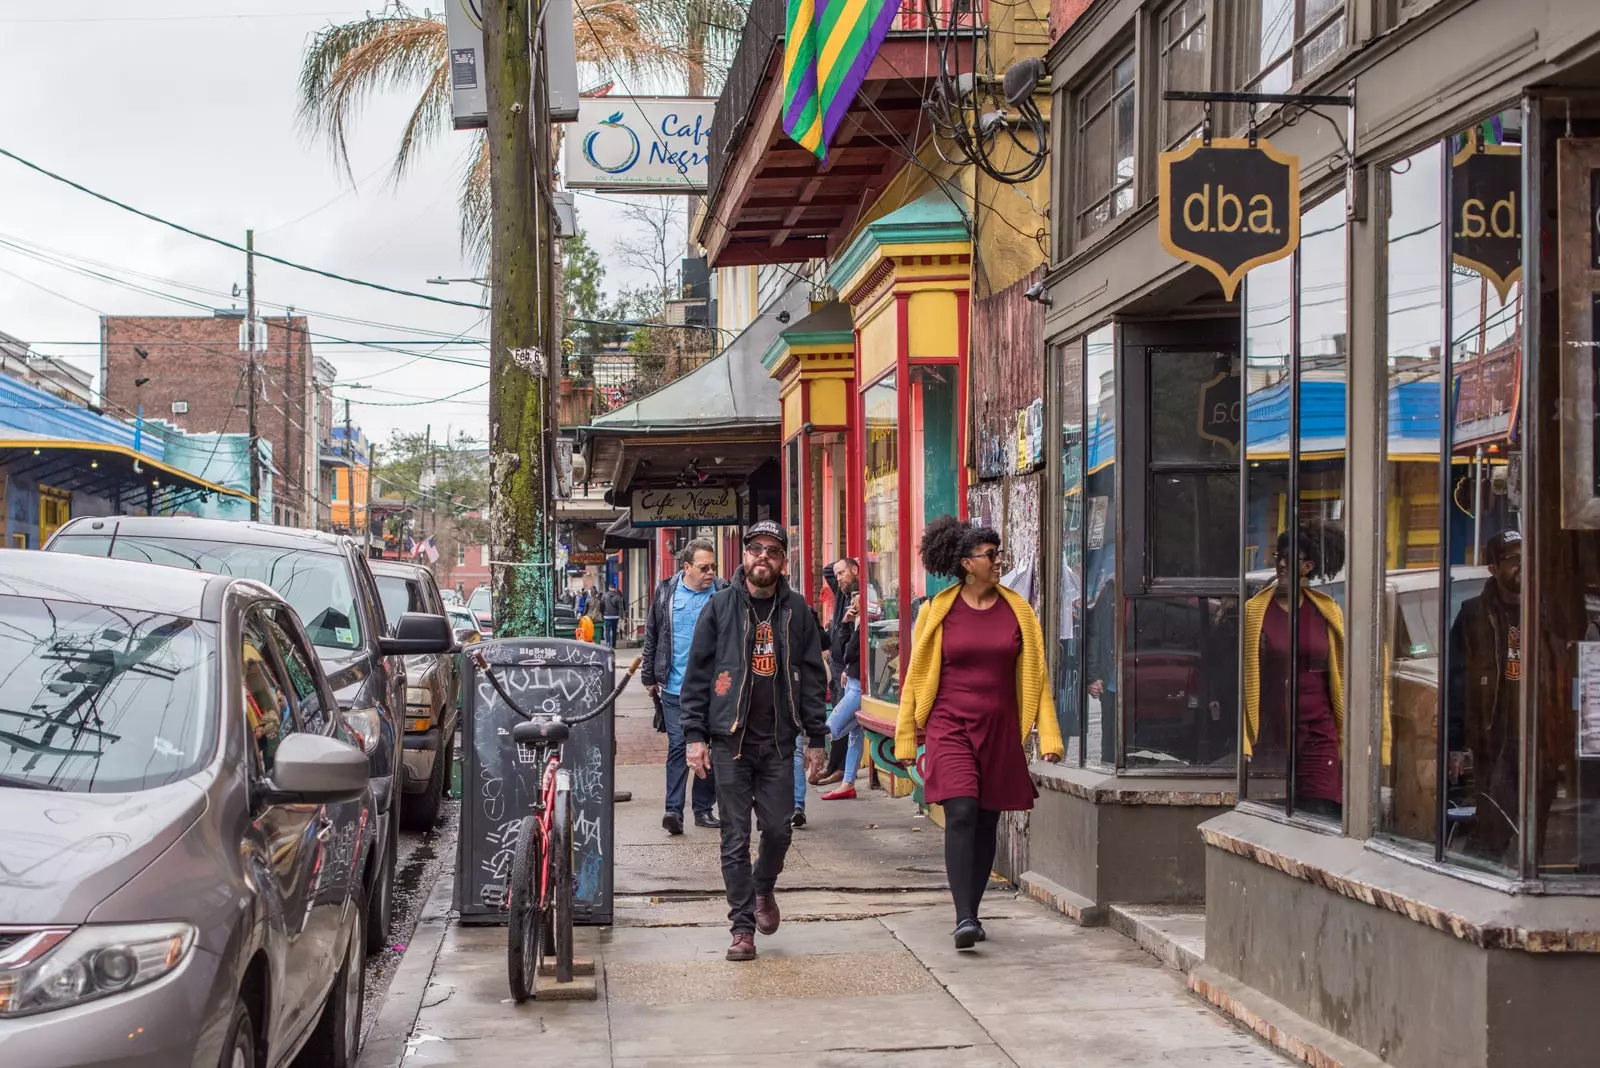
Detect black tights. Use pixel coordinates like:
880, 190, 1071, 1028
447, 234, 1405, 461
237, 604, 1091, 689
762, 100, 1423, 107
942, 796, 1000, 924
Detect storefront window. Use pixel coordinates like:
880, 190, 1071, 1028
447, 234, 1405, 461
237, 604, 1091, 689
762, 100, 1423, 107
1230, 0, 1344, 97
908, 365, 960, 620
1379, 143, 1446, 849
863, 376, 900, 701
809, 432, 847, 612
1083, 327, 1117, 767
1241, 194, 1348, 823
1057, 338, 1085, 766
1158, 0, 1208, 151
1076, 52, 1136, 240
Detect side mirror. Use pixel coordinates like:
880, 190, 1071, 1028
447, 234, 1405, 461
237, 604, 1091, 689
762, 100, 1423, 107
262, 733, 369, 804
379, 612, 454, 656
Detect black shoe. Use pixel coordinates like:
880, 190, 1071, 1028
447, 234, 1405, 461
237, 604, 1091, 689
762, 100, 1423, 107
791, 807, 807, 828
694, 812, 722, 829
953, 919, 982, 949
975, 923, 987, 943
662, 812, 684, 836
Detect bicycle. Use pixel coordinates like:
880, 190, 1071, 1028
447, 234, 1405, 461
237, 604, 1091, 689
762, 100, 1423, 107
471, 649, 640, 1001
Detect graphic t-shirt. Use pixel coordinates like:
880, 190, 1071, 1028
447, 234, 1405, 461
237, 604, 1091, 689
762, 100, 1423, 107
743, 596, 780, 747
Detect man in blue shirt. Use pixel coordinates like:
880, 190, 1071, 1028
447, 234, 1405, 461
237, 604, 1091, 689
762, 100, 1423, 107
642, 538, 726, 834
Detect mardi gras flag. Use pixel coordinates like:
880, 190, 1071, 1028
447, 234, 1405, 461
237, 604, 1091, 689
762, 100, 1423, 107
782, 0, 901, 160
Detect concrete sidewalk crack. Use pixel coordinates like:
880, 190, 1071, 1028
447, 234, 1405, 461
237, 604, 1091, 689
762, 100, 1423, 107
875, 916, 1023, 1068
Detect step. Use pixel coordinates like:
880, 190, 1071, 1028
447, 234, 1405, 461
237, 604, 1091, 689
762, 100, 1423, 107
1106, 903, 1207, 975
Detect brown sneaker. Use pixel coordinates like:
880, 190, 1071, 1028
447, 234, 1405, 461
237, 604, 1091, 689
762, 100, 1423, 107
754, 893, 780, 936
726, 932, 757, 961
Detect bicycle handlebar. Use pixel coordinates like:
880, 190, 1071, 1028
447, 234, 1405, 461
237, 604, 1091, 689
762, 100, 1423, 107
471, 649, 642, 726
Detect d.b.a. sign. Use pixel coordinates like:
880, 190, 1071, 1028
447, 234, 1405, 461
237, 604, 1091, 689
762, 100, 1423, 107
1159, 138, 1300, 300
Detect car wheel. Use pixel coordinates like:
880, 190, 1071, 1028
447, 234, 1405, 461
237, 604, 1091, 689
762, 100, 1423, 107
294, 900, 366, 1068
364, 818, 396, 956
400, 722, 447, 832
219, 997, 256, 1068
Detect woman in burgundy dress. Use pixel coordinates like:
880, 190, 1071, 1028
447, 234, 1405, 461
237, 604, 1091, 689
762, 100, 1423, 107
1243, 520, 1347, 821
895, 516, 1063, 948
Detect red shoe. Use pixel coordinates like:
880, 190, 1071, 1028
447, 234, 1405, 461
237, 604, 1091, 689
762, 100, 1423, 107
727, 932, 757, 961
820, 782, 857, 800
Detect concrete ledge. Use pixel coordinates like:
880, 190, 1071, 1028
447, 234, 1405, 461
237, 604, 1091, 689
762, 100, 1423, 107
1201, 809, 1600, 952
1107, 903, 1205, 975
1030, 761, 1236, 806
357, 863, 454, 1068
1018, 869, 1105, 925
1188, 964, 1386, 1068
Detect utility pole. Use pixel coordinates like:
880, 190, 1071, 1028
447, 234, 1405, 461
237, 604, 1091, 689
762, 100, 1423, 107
283, 305, 296, 527
246, 229, 260, 521
483, 0, 555, 637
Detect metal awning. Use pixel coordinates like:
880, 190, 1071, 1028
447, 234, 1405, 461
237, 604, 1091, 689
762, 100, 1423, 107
603, 513, 654, 550
0, 434, 255, 511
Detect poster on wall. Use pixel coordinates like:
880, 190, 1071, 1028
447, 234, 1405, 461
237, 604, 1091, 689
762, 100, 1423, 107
564, 97, 713, 193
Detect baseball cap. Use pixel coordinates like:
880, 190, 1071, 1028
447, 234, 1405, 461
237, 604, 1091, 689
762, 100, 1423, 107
1485, 529, 1522, 563
742, 520, 788, 550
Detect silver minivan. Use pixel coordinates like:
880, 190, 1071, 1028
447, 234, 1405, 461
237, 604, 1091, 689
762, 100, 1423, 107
0, 553, 374, 1068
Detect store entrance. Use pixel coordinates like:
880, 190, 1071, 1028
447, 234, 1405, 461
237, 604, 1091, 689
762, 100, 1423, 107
1118, 317, 1242, 771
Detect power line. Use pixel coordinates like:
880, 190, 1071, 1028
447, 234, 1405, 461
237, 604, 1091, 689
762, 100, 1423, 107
0, 144, 490, 311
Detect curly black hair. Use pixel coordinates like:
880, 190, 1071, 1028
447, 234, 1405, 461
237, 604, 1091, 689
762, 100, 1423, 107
919, 514, 1002, 580
1275, 518, 1346, 581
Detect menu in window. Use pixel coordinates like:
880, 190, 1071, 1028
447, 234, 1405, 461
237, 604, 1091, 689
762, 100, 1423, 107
1577, 641, 1600, 758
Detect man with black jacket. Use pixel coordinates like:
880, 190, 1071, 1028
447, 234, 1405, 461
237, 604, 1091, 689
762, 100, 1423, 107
681, 521, 829, 961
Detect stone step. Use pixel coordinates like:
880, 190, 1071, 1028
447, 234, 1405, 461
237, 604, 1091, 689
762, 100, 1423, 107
1106, 903, 1207, 975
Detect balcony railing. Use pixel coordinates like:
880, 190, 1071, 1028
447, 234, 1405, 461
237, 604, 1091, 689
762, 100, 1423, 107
707, 0, 985, 203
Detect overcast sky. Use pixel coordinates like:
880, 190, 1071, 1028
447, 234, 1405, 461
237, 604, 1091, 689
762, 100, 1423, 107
0, 1, 679, 447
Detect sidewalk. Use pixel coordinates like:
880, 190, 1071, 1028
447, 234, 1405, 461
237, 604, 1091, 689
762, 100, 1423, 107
383, 675, 1291, 1067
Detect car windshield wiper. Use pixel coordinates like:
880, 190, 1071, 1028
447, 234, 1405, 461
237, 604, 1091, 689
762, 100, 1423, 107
0, 773, 64, 791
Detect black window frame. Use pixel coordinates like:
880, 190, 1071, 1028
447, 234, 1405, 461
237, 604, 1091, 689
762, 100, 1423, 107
1157, 0, 1211, 152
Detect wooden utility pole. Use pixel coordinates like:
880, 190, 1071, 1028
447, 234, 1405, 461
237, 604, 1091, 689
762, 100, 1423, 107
483, 0, 554, 637
245, 229, 260, 521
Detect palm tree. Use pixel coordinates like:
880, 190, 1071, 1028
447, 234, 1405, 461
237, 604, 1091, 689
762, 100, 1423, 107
297, 0, 746, 258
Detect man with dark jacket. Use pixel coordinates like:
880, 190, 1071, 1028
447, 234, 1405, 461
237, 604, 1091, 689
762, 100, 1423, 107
642, 538, 725, 834
681, 521, 828, 961
1447, 529, 1522, 863
600, 584, 625, 646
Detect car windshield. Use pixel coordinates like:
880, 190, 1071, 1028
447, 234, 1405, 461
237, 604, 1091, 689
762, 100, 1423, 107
0, 596, 216, 793
468, 587, 491, 615
375, 574, 423, 634
53, 535, 362, 652
448, 607, 476, 630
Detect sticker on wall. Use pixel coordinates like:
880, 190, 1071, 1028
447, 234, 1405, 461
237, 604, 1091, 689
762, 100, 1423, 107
1158, 137, 1301, 301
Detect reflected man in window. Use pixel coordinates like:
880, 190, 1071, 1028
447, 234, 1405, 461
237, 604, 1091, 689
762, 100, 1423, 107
1244, 521, 1347, 820
1447, 530, 1522, 864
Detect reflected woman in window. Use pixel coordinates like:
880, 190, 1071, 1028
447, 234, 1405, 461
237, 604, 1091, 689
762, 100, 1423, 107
1243, 520, 1347, 820
895, 516, 1063, 949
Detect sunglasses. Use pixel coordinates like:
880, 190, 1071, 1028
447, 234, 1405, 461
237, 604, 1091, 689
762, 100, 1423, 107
745, 542, 786, 560
690, 563, 716, 573
964, 549, 1005, 564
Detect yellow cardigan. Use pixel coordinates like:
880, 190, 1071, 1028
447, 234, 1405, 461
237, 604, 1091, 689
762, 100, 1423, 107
893, 584, 1064, 762
1242, 585, 1346, 759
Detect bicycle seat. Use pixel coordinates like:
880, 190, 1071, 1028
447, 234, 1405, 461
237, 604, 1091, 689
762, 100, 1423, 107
512, 718, 569, 745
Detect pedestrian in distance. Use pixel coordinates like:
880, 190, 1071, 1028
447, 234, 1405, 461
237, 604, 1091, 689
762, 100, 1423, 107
601, 582, 625, 647
642, 538, 726, 835
817, 557, 866, 801
895, 515, 1063, 949
681, 520, 829, 962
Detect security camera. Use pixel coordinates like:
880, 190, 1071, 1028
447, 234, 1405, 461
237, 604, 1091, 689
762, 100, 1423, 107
1023, 280, 1051, 306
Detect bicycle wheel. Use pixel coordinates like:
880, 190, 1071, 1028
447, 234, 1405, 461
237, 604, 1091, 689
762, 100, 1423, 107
506, 814, 544, 1002
550, 781, 575, 984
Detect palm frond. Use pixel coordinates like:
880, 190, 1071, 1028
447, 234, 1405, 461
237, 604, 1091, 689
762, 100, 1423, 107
459, 133, 493, 265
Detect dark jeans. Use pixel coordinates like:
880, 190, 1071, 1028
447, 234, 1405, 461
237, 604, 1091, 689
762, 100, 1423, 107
603, 616, 619, 646
711, 737, 794, 934
661, 691, 716, 819
942, 796, 1001, 925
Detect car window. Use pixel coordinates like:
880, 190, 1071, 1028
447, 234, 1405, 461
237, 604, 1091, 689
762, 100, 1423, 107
263, 608, 329, 733
448, 607, 477, 630
376, 575, 425, 633
47, 533, 113, 556
88, 537, 363, 652
242, 615, 298, 777
0, 596, 217, 792
468, 587, 491, 615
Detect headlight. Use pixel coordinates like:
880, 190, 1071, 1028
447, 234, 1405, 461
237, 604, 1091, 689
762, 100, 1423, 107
0, 923, 195, 1017
405, 685, 431, 708
343, 706, 382, 753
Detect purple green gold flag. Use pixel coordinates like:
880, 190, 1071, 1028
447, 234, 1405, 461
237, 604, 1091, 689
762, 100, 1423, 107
782, 0, 900, 161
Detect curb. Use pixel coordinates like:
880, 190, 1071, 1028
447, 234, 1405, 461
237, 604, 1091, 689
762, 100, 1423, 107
357, 861, 456, 1068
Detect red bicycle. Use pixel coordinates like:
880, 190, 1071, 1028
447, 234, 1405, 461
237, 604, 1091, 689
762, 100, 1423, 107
472, 650, 639, 1001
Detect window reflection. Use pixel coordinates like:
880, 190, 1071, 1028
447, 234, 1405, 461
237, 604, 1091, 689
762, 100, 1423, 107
1082, 327, 1117, 766
863, 377, 900, 701
1058, 339, 1085, 766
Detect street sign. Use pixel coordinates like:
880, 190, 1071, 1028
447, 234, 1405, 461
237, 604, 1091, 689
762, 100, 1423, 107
1450, 128, 1522, 303
1158, 137, 1300, 300
629, 486, 739, 526
456, 639, 616, 925
564, 97, 714, 193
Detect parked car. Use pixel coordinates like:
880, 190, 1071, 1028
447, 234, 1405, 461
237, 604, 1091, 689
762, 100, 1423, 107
447, 604, 483, 646
467, 583, 493, 637
0, 551, 373, 1068
45, 516, 452, 956
370, 559, 460, 831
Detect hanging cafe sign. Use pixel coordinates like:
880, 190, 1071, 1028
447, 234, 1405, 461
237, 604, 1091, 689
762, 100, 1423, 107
629, 486, 739, 527
1157, 91, 1351, 301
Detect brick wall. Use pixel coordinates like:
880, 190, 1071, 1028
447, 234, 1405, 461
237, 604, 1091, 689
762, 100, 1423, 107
1051, 0, 1094, 39
102, 315, 315, 526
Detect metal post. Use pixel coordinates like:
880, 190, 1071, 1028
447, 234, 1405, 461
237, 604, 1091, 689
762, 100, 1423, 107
1473, 444, 1484, 564
366, 443, 377, 558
